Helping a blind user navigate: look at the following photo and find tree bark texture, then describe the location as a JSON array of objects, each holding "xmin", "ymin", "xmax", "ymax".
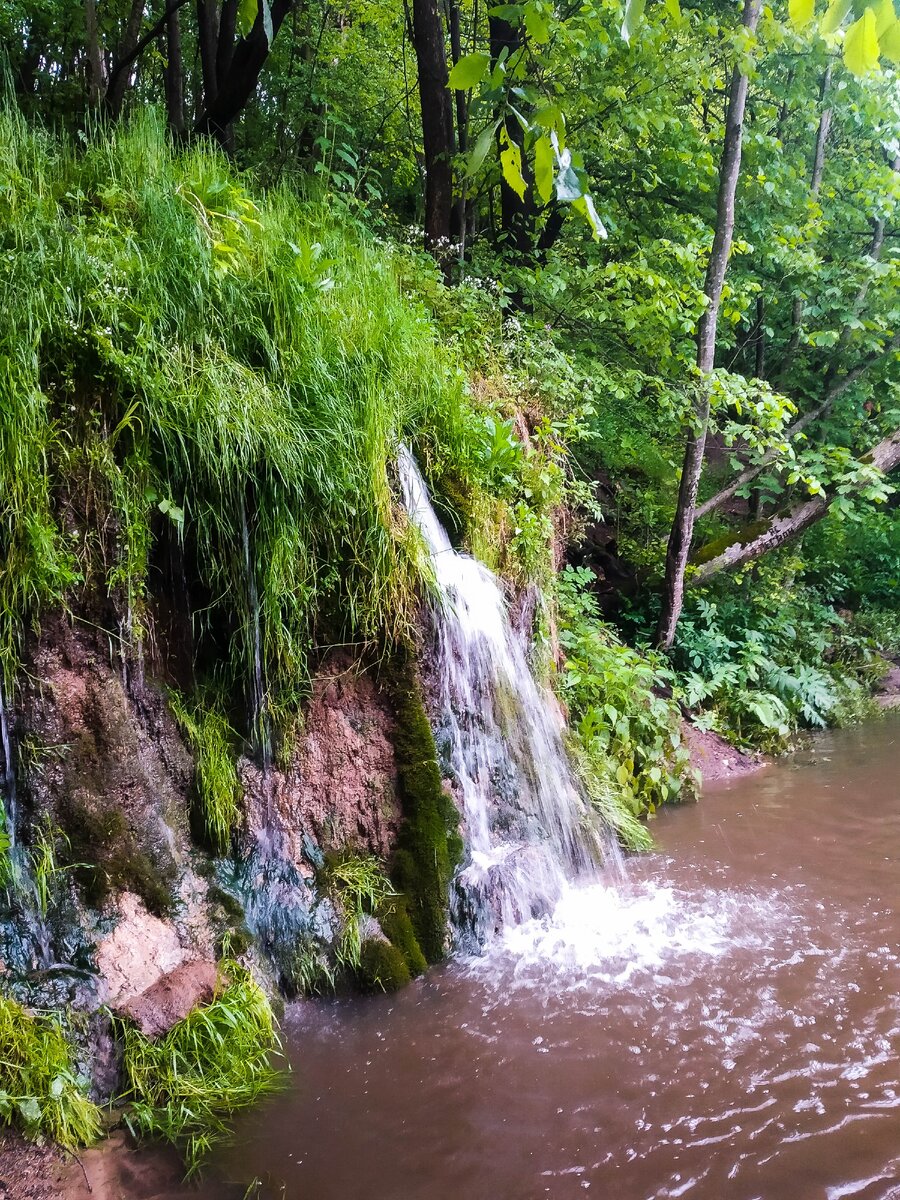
[
  {"xmin": 410, "ymin": 0, "xmax": 455, "ymax": 262},
  {"xmin": 655, "ymin": 0, "xmax": 761, "ymax": 649}
]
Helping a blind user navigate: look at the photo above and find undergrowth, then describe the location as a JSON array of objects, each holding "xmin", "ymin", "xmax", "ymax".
[
  {"xmin": 556, "ymin": 565, "xmax": 692, "ymax": 838},
  {"xmin": 120, "ymin": 961, "xmax": 280, "ymax": 1176},
  {"xmin": 0, "ymin": 995, "xmax": 101, "ymax": 1150}
]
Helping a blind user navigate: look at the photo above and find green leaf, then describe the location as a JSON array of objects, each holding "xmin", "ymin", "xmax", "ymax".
[
  {"xmin": 524, "ymin": 2, "xmax": 551, "ymax": 42},
  {"xmin": 17, "ymin": 1096, "xmax": 41, "ymax": 1126},
  {"xmin": 448, "ymin": 52, "xmax": 491, "ymax": 90},
  {"xmin": 873, "ymin": 0, "xmax": 896, "ymax": 34},
  {"xmin": 820, "ymin": 0, "xmax": 853, "ymax": 34},
  {"xmin": 573, "ymin": 194, "xmax": 608, "ymax": 240},
  {"xmin": 616, "ymin": 762, "xmax": 631, "ymax": 786},
  {"xmin": 467, "ymin": 119, "xmax": 500, "ymax": 177},
  {"xmin": 879, "ymin": 12, "xmax": 900, "ymax": 54},
  {"xmin": 489, "ymin": 3, "xmax": 525, "ymax": 19},
  {"xmin": 532, "ymin": 103, "xmax": 564, "ymax": 130},
  {"xmin": 499, "ymin": 127, "xmax": 527, "ymax": 200},
  {"xmin": 844, "ymin": 7, "xmax": 879, "ymax": 73},
  {"xmin": 535, "ymin": 134, "xmax": 554, "ymax": 204},
  {"xmin": 620, "ymin": 0, "xmax": 647, "ymax": 43},
  {"xmin": 664, "ymin": 0, "xmax": 682, "ymax": 20},
  {"xmin": 789, "ymin": 0, "xmax": 815, "ymax": 29},
  {"xmin": 237, "ymin": 0, "xmax": 258, "ymax": 38}
]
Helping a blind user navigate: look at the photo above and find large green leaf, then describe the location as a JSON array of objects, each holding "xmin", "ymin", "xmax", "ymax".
[
  {"xmin": 879, "ymin": 12, "xmax": 900, "ymax": 54},
  {"xmin": 499, "ymin": 127, "xmax": 527, "ymax": 200},
  {"xmin": 448, "ymin": 52, "xmax": 491, "ymax": 90},
  {"xmin": 789, "ymin": 0, "xmax": 815, "ymax": 29},
  {"xmin": 524, "ymin": 2, "xmax": 551, "ymax": 42},
  {"xmin": 844, "ymin": 7, "xmax": 879, "ymax": 73},
  {"xmin": 820, "ymin": 0, "xmax": 853, "ymax": 34},
  {"xmin": 873, "ymin": 0, "xmax": 896, "ymax": 35},
  {"xmin": 535, "ymin": 134, "xmax": 554, "ymax": 204},
  {"xmin": 620, "ymin": 0, "xmax": 647, "ymax": 43},
  {"xmin": 467, "ymin": 119, "xmax": 500, "ymax": 177}
]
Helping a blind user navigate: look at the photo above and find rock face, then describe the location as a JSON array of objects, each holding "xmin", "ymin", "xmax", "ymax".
[
  {"xmin": 243, "ymin": 651, "xmax": 401, "ymax": 864},
  {"xmin": 3, "ymin": 620, "xmax": 411, "ymax": 1090}
]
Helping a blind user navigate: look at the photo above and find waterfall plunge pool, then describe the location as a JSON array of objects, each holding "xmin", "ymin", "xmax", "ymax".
[{"xmin": 188, "ymin": 715, "xmax": 900, "ymax": 1200}]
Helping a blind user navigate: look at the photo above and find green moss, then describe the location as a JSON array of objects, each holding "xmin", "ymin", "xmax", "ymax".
[
  {"xmin": 376, "ymin": 894, "xmax": 428, "ymax": 977},
  {"xmin": 355, "ymin": 938, "xmax": 411, "ymax": 993},
  {"xmin": 691, "ymin": 519, "xmax": 770, "ymax": 566},
  {"xmin": 387, "ymin": 655, "xmax": 462, "ymax": 964},
  {"xmin": 58, "ymin": 797, "xmax": 175, "ymax": 917}
]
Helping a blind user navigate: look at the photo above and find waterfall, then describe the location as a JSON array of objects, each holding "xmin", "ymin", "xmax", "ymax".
[{"xmin": 398, "ymin": 446, "xmax": 616, "ymax": 948}]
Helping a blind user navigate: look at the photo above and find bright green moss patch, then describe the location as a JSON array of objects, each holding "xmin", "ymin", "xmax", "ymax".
[
  {"xmin": 377, "ymin": 893, "xmax": 428, "ymax": 977},
  {"xmin": 0, "ymin": 995, "xmax": 101, "ymax": 1150},
  {"xmin": 388, "ymin": 656, "xmax": 462, "ymax": 963},
  {"xmin": 355, "ymin": 938, "xmax": 411, "ymax": 993},
  {"xmin": 120, "ymin": 961, "xmax": 280, "ymax": 1176}
]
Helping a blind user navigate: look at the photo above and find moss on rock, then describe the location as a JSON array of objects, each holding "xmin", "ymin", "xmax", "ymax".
[
  {"xmin": 355, "ymin": 938, "xmax": 411, "ymax": 993},
  {"xmin": 377, "ymin": 894, "xmax": 428, "ymax": 977},
  {"xmin": 386, "ymin": 654, "xmax": 462, "ymax": 964}
]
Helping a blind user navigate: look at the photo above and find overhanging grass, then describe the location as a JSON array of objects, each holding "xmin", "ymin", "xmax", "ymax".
[
  {"xmin": 120, "ymin": 961, "xmax": 280, "ymax": 1176},
  {"xmin": 0, "ymin": 108, "xmax": 477, "ymax": 730}
]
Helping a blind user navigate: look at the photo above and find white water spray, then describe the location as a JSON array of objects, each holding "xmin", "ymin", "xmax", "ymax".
[{"xmin": 398, "ymin": 446, "xmax": 618, "ymax": 946}]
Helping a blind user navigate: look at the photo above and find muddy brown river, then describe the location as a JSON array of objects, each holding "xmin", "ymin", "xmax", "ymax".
[{"xmin": 198, "ymin": 716, "xmax": 900, "ymax": 1200}]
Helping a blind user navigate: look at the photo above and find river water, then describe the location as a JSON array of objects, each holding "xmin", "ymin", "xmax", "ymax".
[{"xmin": 201, "ymin": 717, "xmax": 900, "ymax": 1200}]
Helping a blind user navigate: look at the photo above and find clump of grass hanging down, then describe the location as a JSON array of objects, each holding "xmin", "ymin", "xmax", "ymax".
[
  {"xmin": 120, "ymin": 961, "xmax": 281, "ymax": 1176},
  {"xmin": 0, "ymin": 995, "xmax": 101, "ymax": 1149},
  {"xmin": 324, "ymin": 852, "xmax": 397, "ymax": 971},
  {"xmin": 168, "ymin": 692, "xmax": 243, "ymax": 854}
]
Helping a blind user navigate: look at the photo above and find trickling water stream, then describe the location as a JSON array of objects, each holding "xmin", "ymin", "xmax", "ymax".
[
  {"xmin": 398, "ymin": 446, "xmax": 612, "ymax": 946},
  {"xmin": 192, "ymin": 716, "xmax": 900, "ymax": 1200}
]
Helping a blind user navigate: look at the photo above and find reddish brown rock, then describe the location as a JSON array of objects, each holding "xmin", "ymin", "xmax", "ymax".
[{"xmin": 120, "ymin": 959, "xmax": 220, "ymax": 1039}]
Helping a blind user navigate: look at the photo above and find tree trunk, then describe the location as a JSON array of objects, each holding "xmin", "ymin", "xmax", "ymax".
[
  {"xmin": 448, "ymin": 0, "xmax": 467, "ymax": 251},
  {"xmin": 84, "ymin": 0, "xmax": 105, "ymax": 107},
  {"xmin": 164, "ymin": 5, "xmax": 187, "ymax": 137},
  {"xmin": 489, "ymin": 14, "xmax": 535, "ymax": 259},
  {"xmin": 655, "ymin": 0, "xmax": 761, "ymax": 649},
  {"xmin": 410, "ymin": 0, "xmax": 455, "ymax": 265},
  {"xmin": 106, "ymin": 0, "xmax": 146, "ymax": 118},
  {"xmin": 197, "ymin": 0, "xmax": 220, "ymax": 109},
  {"xmin": 690, "ymin": 427, "xmax": 900, "ymax": 582},
  {"xmin": 195, "ymin": 0, "xmax": 293, "ymax": 146},
  {"xmin": 783, "ymin": 66, "xmax": 833, "ymax": 365}
]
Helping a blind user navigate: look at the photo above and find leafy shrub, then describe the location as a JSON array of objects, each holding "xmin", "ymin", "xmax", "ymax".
[
  {"xmin": 556, "ymin": 566, "xmax": 691, "ymax": 835},
  {"xmin": 663, "ymin": 579, "xmax": 886, "ymax": 749},
  {"xmin": 0, "ymin": 996, "xmax": 101, "ymax": 1150},
  {"xmin": 120, "ymin": 961, "xmax": 280, "ymax": 1176}
]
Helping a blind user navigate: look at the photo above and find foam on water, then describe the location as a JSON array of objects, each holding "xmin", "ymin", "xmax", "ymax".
[{"xmin": 468, "ymin": 873, "xmax": 798, "ymax": 993}]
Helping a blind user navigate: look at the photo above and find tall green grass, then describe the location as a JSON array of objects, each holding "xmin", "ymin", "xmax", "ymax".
[
  {"xmin": 0, "ymin": 995, "xmax": 101, "ymax": 1149},
  {"xmin": 120, "ymin": 961, "xmax": 280, "ymax": 1175},
  {"xmin": 0, "ymin": 109, "xmax": 474, "ymax": 730}
]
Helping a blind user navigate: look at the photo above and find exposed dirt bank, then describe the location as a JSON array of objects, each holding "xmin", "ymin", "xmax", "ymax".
[
  {"xmin": 682, "ymin": 721, "xmax": 768, "ymax": 784},
  {"xmin": 0, "ymin": 1130, "xmax": 199, "ymax": 1200}
]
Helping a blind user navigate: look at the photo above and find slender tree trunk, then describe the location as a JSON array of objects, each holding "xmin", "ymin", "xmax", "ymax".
[
  {"xmin": 85, "ymin": 0, "xmax": 105, "ymax": 107},
  {"xmin": 448, "ymin": 0, "xmax": 468, "ymax": 251},
  {"xmin": 197, "ymin": 0, "xmax": 220, "ymax": 108},
  {"xmin": 164, "ymin": 5, "xmax": 187, "ymax": 137},
  {"xmin": 410, "ymin": 0, "xmax": 455, "ymax": 265},
  {"xmin": 783, "ymin": 65, "xmax": 833, "ymax": 365},
  {"xmin": 691, "ymin": 426, "xmax": 900, "ymax": 581},
  {"xmin": 655, "ymin": 0, "xmax": 762, "ymax": 649},
  {"xmin": 489, "ymin": 14, "xmax": 535, "ymax": 258}
]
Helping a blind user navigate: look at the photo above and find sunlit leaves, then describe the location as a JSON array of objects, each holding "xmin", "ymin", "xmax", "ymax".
[
  {"xmin": 448, "ymin": 51, "xmax": 491, "ymax": 90},
  {"xmin": 620, "ymin": 0, "xmax": 647, "ymax": 42},
  {"xmin": 844, "ymin": 7, "xmax": 880, "ymax": 71},
  {"xmin": 499, "ymin": 125, "xmax": 527, "ymax": 199},
  {"xmin": 789, "ymin": 0, "xmax": 816, "ymax": 29},
  {"xmin": 237, "ymin": 0, "xmax": 273, "ymax": 43},
  {"xmin": 535, "ymin": 134, "xmax": 554, "ymax": 204}
]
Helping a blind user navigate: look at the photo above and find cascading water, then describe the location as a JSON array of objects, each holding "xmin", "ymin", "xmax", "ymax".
[{"xmin": 398, "ymin": 446, "xmax": 619, "ymax": 947}]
